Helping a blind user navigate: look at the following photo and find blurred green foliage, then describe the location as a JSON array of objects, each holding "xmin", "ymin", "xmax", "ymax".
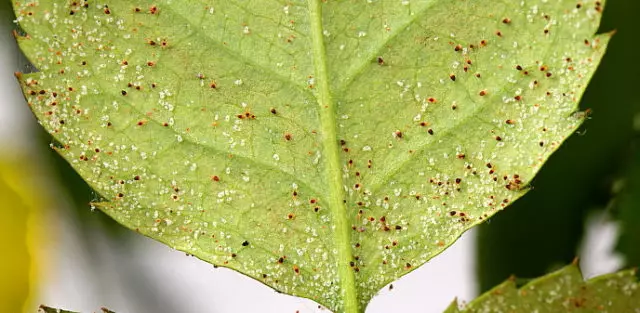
[{"xmin": 614, "ymin": 141, "xmax": 640, "ymax": 274}]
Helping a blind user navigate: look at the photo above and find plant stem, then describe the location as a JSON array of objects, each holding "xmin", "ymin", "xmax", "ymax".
[{"xmin": 308, "ymin": 1, "xmax": 360, "ymax": 312}]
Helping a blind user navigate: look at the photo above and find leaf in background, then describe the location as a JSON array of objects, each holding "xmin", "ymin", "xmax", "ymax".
[
  {"xmin": 0, "ymin": 160, "xmax": 39, "ymax": 313},
  {"xmin": 445, "ymin": 263, "xmax": 639, "ymax": 313},
  {"xmin": 13, "ymin": 1, "xmax": 608, "ymax": 311},
  {"xmin": 615, "ymin": 142, "xmax": 640, "ymax": 270},
  {"xmin": 38, "ymin": 305, "xmax": 78, "ymax": 313},
  {"xmin": 0, "ymin": 1, "xmax": 37, "ymax": 311},
  {"xmin": 38, "ymin": 305, "xmax": 115, "ymax": 313},
  {"xmin": 476, "ymin": 0, "xmax": 640, "ymax": 291}
]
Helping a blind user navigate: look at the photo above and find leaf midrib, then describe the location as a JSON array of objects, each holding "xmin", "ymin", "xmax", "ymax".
[{"xmin": 308, "ymin": 1, "xmax": 359, "ymax": 313}]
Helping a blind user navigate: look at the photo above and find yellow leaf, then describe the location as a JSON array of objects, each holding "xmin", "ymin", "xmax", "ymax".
[{"xmin": 0, "ymin": 157, "xmax": 49, "ymax": 313}]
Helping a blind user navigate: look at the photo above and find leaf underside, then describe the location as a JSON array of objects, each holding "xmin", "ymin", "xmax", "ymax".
[
  {"xmin": 14, "ymin": 0, "xmax": 608, "ymax": 312},
  {"xmin": 445, "ymin": 264, "xmax": 640, "ymax": 313}
]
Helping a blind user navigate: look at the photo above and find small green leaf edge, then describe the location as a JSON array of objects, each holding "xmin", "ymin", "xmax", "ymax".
[{"xmin": 445, "ymin": 262, "xmax": 640, "ymax": 313}]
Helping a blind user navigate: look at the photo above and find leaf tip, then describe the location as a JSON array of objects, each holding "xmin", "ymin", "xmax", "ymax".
[{"xmin": 571, "ymin": 256, "xmax": 580, "ymax": 266}]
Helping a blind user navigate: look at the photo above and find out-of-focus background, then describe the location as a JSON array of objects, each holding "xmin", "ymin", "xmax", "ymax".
[{"xmin": 1, "ymin": 1, "xmax": 638, "ymax": 313}]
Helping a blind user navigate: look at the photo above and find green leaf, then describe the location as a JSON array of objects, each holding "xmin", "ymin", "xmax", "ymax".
[
  {"xmin": 38, "ymin": 305, "xmax": 115, "ymax": 313},
  {"xmin": 444, "ymin": 263, "xmax": 640, "ymax": 312},
  {"xmin": 13, "ymin": 1, "xmax": 609, "ymax": 312},
  {"xmin": 476, "ymin": 0, "xmax": 640, "ymax": 291},
  {"xmin": 38, "ymin": 306, "xmax": 78, "ymax": 313}
]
